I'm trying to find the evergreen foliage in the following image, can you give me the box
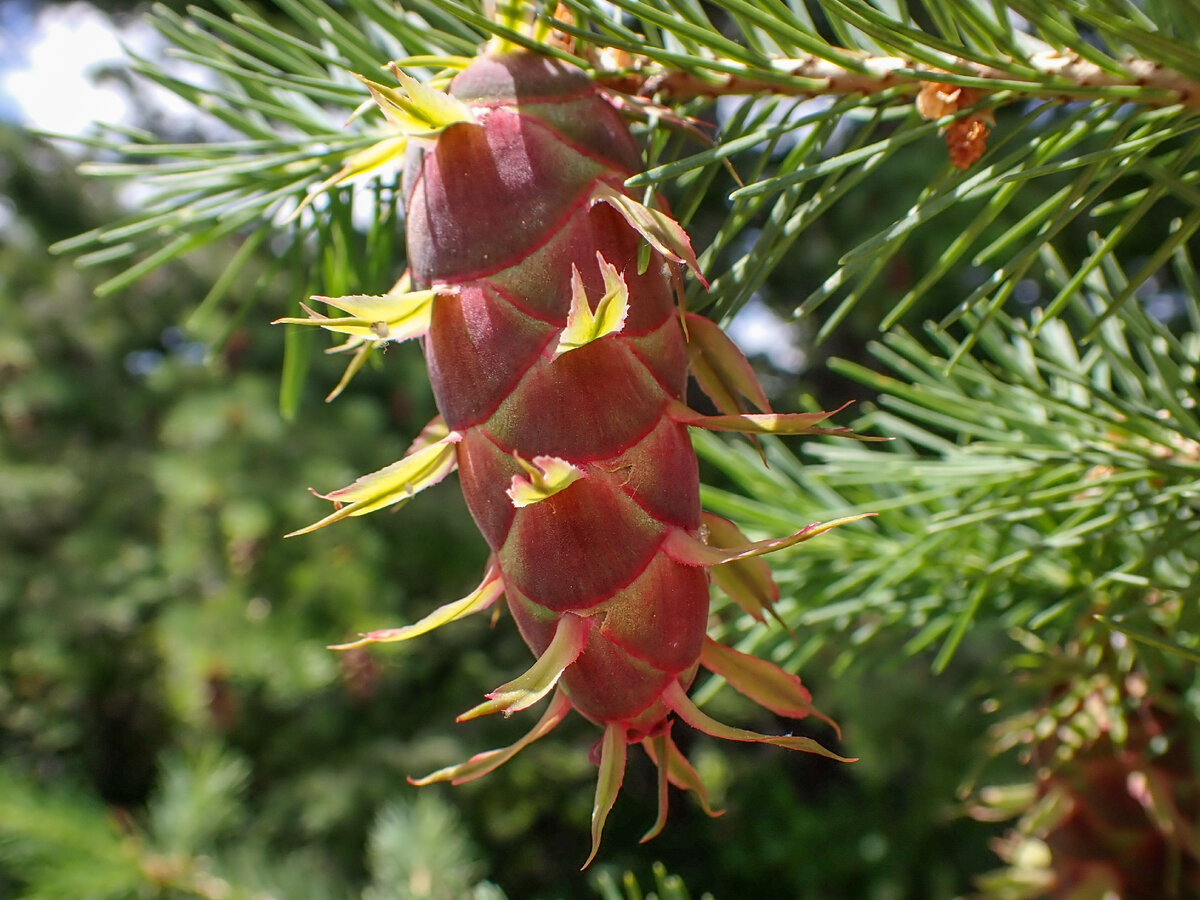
[5,0,1199,897]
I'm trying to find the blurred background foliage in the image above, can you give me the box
[2,0,1199,898]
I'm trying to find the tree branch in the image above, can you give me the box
[598,50,1200,109]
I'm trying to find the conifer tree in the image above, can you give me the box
[14,0,1200,896]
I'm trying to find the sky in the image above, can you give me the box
[0,1,162,135]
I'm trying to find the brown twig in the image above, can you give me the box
[595,50,1200,109]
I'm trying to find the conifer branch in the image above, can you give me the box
[598,51,1200,109]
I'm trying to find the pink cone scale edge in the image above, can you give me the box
[282,49,874,867]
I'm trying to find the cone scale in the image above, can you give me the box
[289,49,867,864]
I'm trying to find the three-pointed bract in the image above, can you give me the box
[505,454,586,508]
[554,253,630,357]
